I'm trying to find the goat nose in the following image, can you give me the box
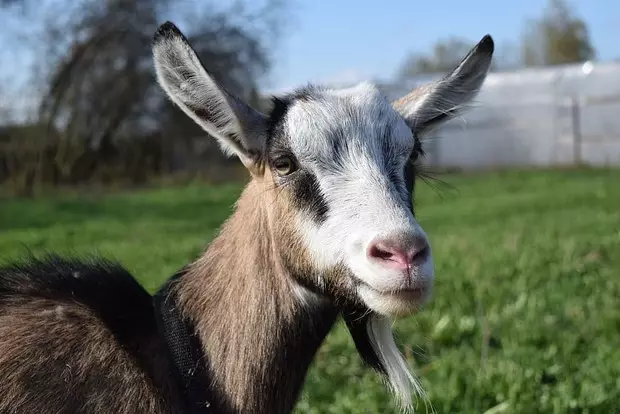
[367,235,430,270]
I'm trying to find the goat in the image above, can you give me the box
[0,22,494,414]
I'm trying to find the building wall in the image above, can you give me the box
[385,61,620,169]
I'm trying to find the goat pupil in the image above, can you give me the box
[274,157,295,175]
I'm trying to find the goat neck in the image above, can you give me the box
[172,180,337,414]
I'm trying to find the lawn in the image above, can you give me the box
[1,168,619,413]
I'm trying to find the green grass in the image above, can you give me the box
[1,168,619,414]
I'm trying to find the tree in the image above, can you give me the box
[398,36,477,78]
[0,0,287,190]
[396,35,505,81]
[521,0,595,67]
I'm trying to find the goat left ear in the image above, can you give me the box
[392,34,494,136]
[152,21,268,170]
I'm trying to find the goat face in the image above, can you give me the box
[264,84,435,317]
[152,22,494,318]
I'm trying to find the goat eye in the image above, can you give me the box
[273,156,297,176]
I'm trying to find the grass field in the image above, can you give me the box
[1,168,619,414]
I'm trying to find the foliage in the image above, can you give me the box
[395,35,518,86]
[398,36,480,77]
[521,0,596,67]
[396,0,596,81]
[1,168,618,413]
[0,0,286,193]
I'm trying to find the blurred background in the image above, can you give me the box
[0,1,618,413]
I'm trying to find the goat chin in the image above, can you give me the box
[358,284,432,318]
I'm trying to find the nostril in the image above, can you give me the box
[409,241,430,265]
[367,235,430,270]
[367,241,410,269]
[368,243,396,261]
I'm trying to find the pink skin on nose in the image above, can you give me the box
[367,238,429,270]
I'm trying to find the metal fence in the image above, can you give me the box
[385,61,620,169]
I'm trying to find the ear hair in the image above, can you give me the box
[393,34,494,136]
[152,21,268,168]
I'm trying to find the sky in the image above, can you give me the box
[263,0,620,93]
[0,0,618,115]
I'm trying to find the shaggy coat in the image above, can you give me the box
[0,180,337,413]
[0,21,493,414]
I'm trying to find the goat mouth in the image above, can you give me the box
[354,278,429,302]
[383,286,426,299]
[369,286,428,306]
[355,281,430,318]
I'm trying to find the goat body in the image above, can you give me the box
[0,182,337,414]
[0,21,494,414]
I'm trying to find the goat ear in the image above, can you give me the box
[152,21,267,169]
[392,34,494,136]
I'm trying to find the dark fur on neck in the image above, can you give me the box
[342,307,387,374]
[171,181,338,414]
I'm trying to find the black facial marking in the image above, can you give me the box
[380,123,394,162]
[266,85,325,153]
[404,159,416,209]
[264,86,331,223]
[266,96,292,149]
[403,137,426,212]
[290,171,329,224]
[320,125,347,171]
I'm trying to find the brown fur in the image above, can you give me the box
[0,297,184,413]
[391,85,433,114]
[174,172,339,413]
[0,170,343,414]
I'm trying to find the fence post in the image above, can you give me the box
[571,96,582,165]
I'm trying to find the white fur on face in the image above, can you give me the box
[280,84,432,411]
[283,82,434,316]
[153,23,492,413]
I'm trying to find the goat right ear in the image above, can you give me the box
[152,21,268,169]
[392,34,494,136]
